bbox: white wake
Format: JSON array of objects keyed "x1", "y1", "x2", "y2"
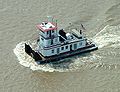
[
  {"x1": 13, "y1": 25, "x2": 120, "y2": 72},
  {"x1": 13, "y1": 42, "x2": 69, "y2": 72},
  {"x1": 93, "y1": 25, "x2": 120, "y2": 48}
]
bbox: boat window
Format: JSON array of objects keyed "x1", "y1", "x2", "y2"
[
  {"x1": 79, "y1": 42, "x2": 82, "y2": 46},
  {"x1": 52, "y1": 30, "x2": 54, "y2": 33},
  {"x1": 66, "y1": 46, "x2": 68, "y2": 49},
  {"x1": 51, "y1": 39, "x2": 53, "y2": 45},
  {"x1": 41, "y1": 38, "x2": 44, "y2": 41},
  {"x1": 47, "y1": 31, "x2": 49, "y2": 34},
  {"x1": 74, "y1": 44, "x2": 77, "y2": 49},
  {"x1": 61, "y1": 47, "x2": 64, "y2": 50},
  {"x1": 40, "y1": 29, "x2": 44, "y2": 33},
  {"x1": 55, "y1": 38, "x2": 57, "y2": 42},
  {"x1": 57, "y1": 48, "x2": 59, "y2": 53},
  {"x1": 52, "y1": 49, "x2": 54, "y2": 53},
  {"x1": 79, "y1": 37, "x2": 82, "y2": 39},
  {"x1": 48, "y1": 40, "x2": 51, "y2": 45}
]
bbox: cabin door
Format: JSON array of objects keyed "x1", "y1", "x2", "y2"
[
  {"x1": 57, "y1": 48, "x2": 60, "y2": 54},
  {"x1": 49, "y1": 30, "x2": 51, "y2": 37},
  {"x1": 70, "y1": 45, "x2": 72, "y2": 51}
]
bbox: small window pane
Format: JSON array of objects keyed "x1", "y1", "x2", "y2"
[
  {"x1": 74, "y1": 44, "x2": 77, "y2": 49},
  {"x1": 51, "y1": 39, "x2": 53, "y2": 45},
  {"x1": 41, "y1": 38, "x2": 44, "y2": 41},
  {"x1": 55, "y1": 39, "x2": 57, "y2": 42},
  {"x1": 52, "y1": 49, "x2": 54, "y2": 53},
  {"x1": 66, "y1": 46, "x2": 68, "y2": 49},
  {"x1": 61, "y1": 47, "x2": 64, "y2": 50},
  {"x1": 79, "y1": 42, "x2": 82, "y2": 46},
  {"x1": 40, "y1": 30, "x2": 44, "y2": 33}
]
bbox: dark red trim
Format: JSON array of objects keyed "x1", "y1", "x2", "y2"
[{"x1": 36, "y1": 22, "x2": 57, "y2": 32}]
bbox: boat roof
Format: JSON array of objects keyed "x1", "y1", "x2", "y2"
[
  {"x1": 36, "y1": 22, "x2": 57, "y2": 32},
  {"x1": 71, "y1": 29, "x2": 82, "y2": 37}
]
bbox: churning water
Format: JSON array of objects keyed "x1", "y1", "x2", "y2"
[
  {"x1": 1, "y1": 0, "x2": 120, "y2": 92},
  {"x1": 13, "y1": 25, "x2": 120, "y2": 72}
]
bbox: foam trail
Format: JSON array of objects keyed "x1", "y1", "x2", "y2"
[
  {"x1": 14, "y1": 41, "x2": 102, "y2": 72},
  {"x1": 93, "y1": 25, "x2": 120, "y2": 48},
  {"x1": 14, "y1": 25, "x2": 120, "y2": 72},
  {"x1": 94, "y1": 25, "x2": 109, "y2": 38},
  {"x1": 13, "y1": 41, "x2": 70, "y2": 72}
]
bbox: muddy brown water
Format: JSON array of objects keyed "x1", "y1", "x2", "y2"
[{"x1": 0, "y1": 0, "x2": 120, "y2": 92}]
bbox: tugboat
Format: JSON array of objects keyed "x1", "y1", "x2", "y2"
[{"x1": 25, "y1": 17, "x2": 98, "y2": 64}]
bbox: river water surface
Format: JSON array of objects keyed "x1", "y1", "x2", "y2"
[{"x1": 1, "y1": 0, "x2": 120, "y2": 92}]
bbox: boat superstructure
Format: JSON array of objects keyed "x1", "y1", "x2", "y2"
[{"x1": 25, "y1": 17, "x2": 98, "y2": 64}]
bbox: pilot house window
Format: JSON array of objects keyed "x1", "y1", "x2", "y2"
[
  {"x1": 41, "y1": 38, "x2": 44, "y2": 41},
  {"x1": 52, "y1": 30, "x2": 54, "y2": 33},
  {"x1": 51, "y1": 39, "x2": 53, "y2": 45},
  {"x1": 40, "y1": 29, "x2": 44, "y2": 33},
  {"x1": 55, "y1": 39, "x2": 57, "y2": 42}
]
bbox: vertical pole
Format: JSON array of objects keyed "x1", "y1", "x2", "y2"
[
  {"x1": 56, "y1": 19, "x2": 57, "y2": 30},
  {"x1": 47, "y1": 16, "x2": 53, "y2": 23},
  {"x1": 55, "y1": 19, "x2": 59, "y2": 36}
]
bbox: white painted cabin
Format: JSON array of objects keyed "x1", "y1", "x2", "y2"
[{"x1": 36, "y1": 20, "x2": 87, "y2": 57}]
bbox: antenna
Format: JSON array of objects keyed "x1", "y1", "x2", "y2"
[
  {"x1": 81, "y1": 24, "x2": 86, "y2": 30},
  {"x1": 55, "y1": 19, "x2": 58, "y2": 30},
  {"x1": 47, "y1": 16, "x2": 53, "y2": 23},
  {"x1": 69, "y1": 22, "x2": 72, "y2": 33}
]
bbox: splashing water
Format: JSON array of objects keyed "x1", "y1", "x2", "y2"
[
  {"x1": 13, "y1": 41, "x2": 101, "y2": 72},
  {"x1": 93, "y1": 25, "x2": 120, "y2": 48},
  {"x1": 13, "y1": 25, "x2": 120, "y2": 72},
  {"x1": 13, "y1": 42, "x2": 67, "y2": 72}
]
